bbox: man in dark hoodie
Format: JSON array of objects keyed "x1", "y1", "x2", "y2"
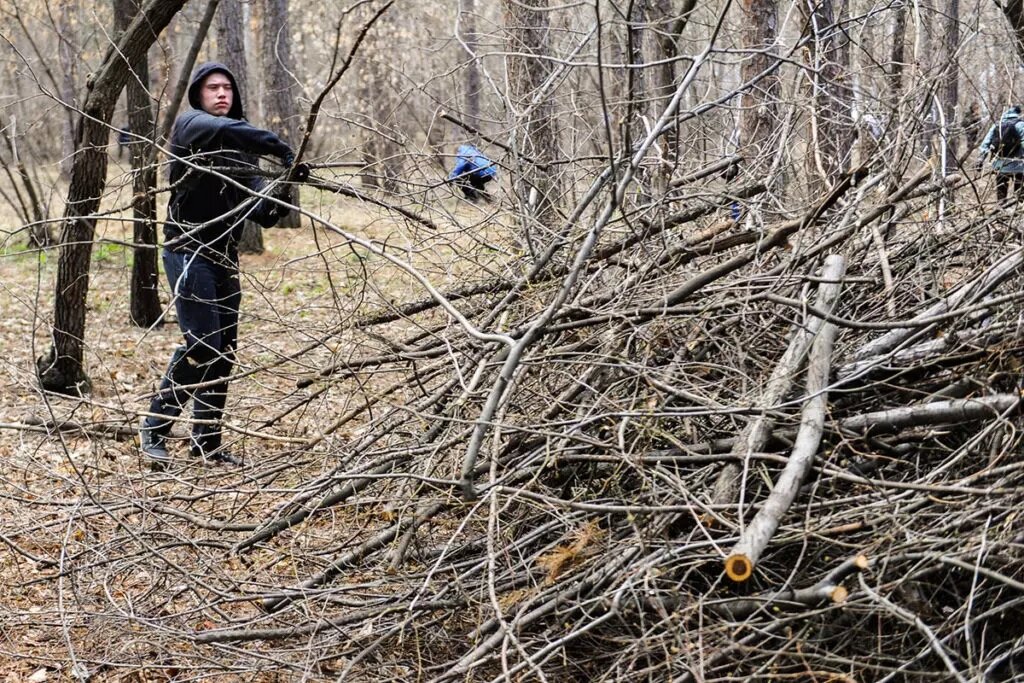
[{"x1": 139, "y1": 62, "x2": 308, "y2": 468}]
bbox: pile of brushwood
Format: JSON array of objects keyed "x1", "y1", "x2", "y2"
[{"x1": 11, "y1": 158, "x2": 1024, "y2": 682}]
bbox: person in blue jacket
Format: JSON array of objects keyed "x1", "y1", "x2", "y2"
[
  {"x1": 976, "y1": 105, "x2": 1024, "y2": 205},
  {"x1": 139, "y1": 62, "x2": 308, "y2": 468},
  {"x1": 449, "y1": 144, "x2": 497, "y2": 201}
]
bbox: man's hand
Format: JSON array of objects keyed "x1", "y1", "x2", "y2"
[
  {"x1": 281, "y1": 151, "x2": 310, "y2": 182},
  {"x1": 290, "y1": 162, "x2": 311, "y2": 183}
]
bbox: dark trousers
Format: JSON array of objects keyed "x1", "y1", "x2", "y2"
[
  {"x1": 145, "y1": 249, "x2": 240, "y2": 455},
  {"x1": 995, "y1": 173, "x2": 1024, "y2": 204},
  {"x1": 457, "y1": 174, "x2": 492, "y2": 201}
]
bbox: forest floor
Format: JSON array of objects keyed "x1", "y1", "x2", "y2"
[{"x1": 0, "y1": 164, "x2": 510, "y2": 681}]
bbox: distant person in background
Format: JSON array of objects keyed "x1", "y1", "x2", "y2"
[
  {"x1": 976, "y1": 105, "x2": 1024, "y2": 205},
  {"x1": 449, "y1": 144, "x2": 497, "y2": 201},
  {"x1": 116, "y1": 127, "x2": 131, "y2": 159}
]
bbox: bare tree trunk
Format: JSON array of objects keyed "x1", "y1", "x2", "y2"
[
  {"x1": 37, "y1": 0, "x2": 188, "y2": 395},
  {"x1": 648, "y1": 0, "x2": 696, "y2": 185},
  {"x1": 739, "y1": 0, "x2": 780, "y2": 176},
  {"x1": 115, "y1": 0, "x2": 162, "y2": 328},
  {"x1": 505, "y1": 0, "x2": 561, "y2": 233},
  {"x1": 801, "y1": 0, "x2": 854, "y2": 187},
  {"x1": 460, "y1": 0, "x2": 482, "y2": 130},
  {"x1": 260, "y1": 0, "x2": 301, "y2": 228},
  {"x1": 217, "y1": 0, "x2": 264, "y2": 253},
  {"x1": 939, "y1": 0, "x2": 959, "y2": 175},
  {"x1": 360, "y1": 9, "x2": 401, "y2": 193},
  {"x1": 57, "y1": 0, "x2": 79, "y2": 180},
  {"x1": 624, "y1": 0, "x2": 650, "y2": 200}
]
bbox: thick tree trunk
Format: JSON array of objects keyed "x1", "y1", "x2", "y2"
[
  {"x1": 217, "y1": 0, "x2": 264, "y2": 253},
  {"x1": 115, "y1": 0, "x2": 162, "y2": 328},
  {"x1": 461, "y1": 0, "x2": 482, "y2": 130},
  {"x1": 360, "y1": 10, "x2": 401, "y2": 193},
  {"x1": 37, "y1": 0, "x2": 188, "y2": 395},
  {"x1": 260, "y1": 0, "x2": 301, "y2": 228},
  {"x1": 739, "y1": 0, "x2": 779, "y2": 175},
  {"x1": 505, "y1": 0, "x2": 561, "y2": 231}
]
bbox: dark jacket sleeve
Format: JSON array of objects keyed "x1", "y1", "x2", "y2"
[{"x1": 175, "y1": 111, "x2": 293, "y2": 159}]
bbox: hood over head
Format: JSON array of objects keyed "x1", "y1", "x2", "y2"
[
  {"x1": 1002, "y1": 105, "x2": 1022, "y2": 121},
  {"x1": 187, "y1": 62, "x2": 244, "y2": 119}
]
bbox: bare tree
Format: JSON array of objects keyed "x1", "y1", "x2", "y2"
[
  {"x1": 217, "y1": 0, "x2": 264, "y2": 253},
  {"x1": 460, "y1": 0, "x2": 482, "y2": 130},
  {"x1": 359, "y1": 6, "x2": 401, "y2": 193},
  {"x1": 36, "y1": 0, "x2": 188, "y2": 394},
  {"x1": 739, "y1": 0, "x2": 780, "y2": 177},
  {"x1": 801, "y1": 0, "x2": 854, "y2": 185},
  {"x1": 114, "y1": 0, "x2": 162, "y2": 328},
  {"x1": 505, "y1": 0, "x2": 561, "y2": 236},
  {"x1": 260, "y1": 0, "x2": 302, "y2": 228}
]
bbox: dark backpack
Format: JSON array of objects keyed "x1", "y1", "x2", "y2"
[{"x1": 994, "y1": 120, "x2": 1022, "y2": 157}]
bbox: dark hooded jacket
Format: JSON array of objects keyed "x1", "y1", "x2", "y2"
[{"x1": 165, "y1": 62, "x2": 293, "y2": 262}]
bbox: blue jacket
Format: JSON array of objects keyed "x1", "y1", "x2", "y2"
[
  {"x1": 449, "y1": 145, "x2": 497, "y2": 182},
  {"x1": 979, "y1": 107, "x2": 1024, "y2": 173},
  {"x1": 165, "y1": 62, "x2": 294, "y2": 261}
]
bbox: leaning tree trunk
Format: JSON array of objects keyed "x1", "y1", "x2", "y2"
[
  {"x1": 115, "y1": 0, "x2": 162, "y2": 328},
  {"x1": 260, "y1": 0, "x2": 301, "y2": 228},
  {"x1": 217, "y1": 0, "x2": 264, "y2": 253},
  {"x1": 505, "y1": 0, "x2": 561, "y2": 236},
  {"x1": 37, "y1": 0, "x2": 188, "y2": 395}
]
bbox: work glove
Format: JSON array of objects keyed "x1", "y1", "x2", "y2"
[
  {"x1": 290, "y1": 162, "x2": 311, "y2": 183},
  {"x1": 281, "y1": 152, "x2": 311, "y2": 182}
]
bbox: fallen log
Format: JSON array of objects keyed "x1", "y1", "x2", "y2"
[{"x1": 725, "y1": 254, "x2": 846, "y2": 582}]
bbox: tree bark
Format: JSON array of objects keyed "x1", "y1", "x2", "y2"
[
  {"x1": 505, "y1": 0, "x2": 561, "y2": 232},
  {"x1": 115, "y1": 0, "x2": 162, "y2": 328},
  {"x1": 359, "y1": 9, "x2": 401, "y2": 193},
  {"x1": 739, "y1": 0, "x2": 780, "y2": 175},
  {"x1": 37, "y1": 0, "x2": 188, "y2": 395},
  {"x1": 260, "y1": 0, "x2": 301, "y2": 228},
  {"x1": 57, "y1": 0, "x2": 79, "y2": 180},
  {"x1": 460, "y1": 0, "x2": 482, "y2": 130},
  {"x1": 801, "y1": 0, "x2": 853, "y2": 187},
  {"x1": 217, "y1": 0, "x2": 264, "y2": 253}
]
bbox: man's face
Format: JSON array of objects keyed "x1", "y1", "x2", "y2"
[{"x1": 199, "y1": 72, "x2": 233, "y2": 116}]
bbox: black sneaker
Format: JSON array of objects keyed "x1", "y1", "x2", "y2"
[
  {"x1": 190, "y1": 437, "x2": 242, "y2": 466},
  {"x1": 207, "y1": 450, "x2": 243, "y2": 466},
  {"x1": 139, "y1": 420, "x2": 170, "y2": 470},
  {"x1": 191, "y1": 448, "x2": 243, "y2": 466}
]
